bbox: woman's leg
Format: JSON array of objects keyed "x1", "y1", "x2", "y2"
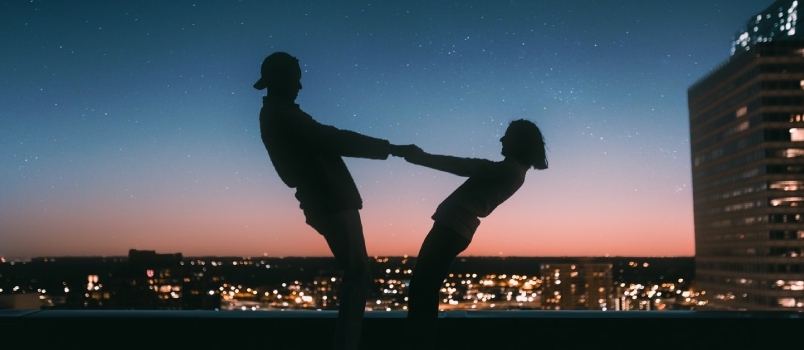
[
  {"x1": 307, "y1": 210, "x2": 371, "y2": 350},
  {"x1": 407, "y1": 222, "x2": 471, "y2": 349}
]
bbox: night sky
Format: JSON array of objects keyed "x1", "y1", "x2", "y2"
[{"x1": 1, "y1": 1, "x2": 769, "y2": 259}]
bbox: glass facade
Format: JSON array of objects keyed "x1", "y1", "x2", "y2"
[
  {"x1": 732, "y1": 0, "x2": 800, "y2": 56},
  {"x1": 689, "y1": 39, "x2": 804, "y2": 310}
]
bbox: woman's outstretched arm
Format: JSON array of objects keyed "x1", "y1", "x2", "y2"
[{"x1": 405, "y1": 150, "x2": 493, "y2": 177}]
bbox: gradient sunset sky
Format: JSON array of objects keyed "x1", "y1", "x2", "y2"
[{"x1": 1, "y1": 1, "x2": 771, "y2": 258}]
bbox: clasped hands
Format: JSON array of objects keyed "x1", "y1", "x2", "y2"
[{"x1": 389, "y1": 144, "x2": 424, "y2": 160}]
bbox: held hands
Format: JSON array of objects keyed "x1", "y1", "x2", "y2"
[{"x1": 389, "y1": 144, "x2": 424, "y2": 159}]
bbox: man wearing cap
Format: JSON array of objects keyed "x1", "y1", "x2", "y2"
[{"x1": 255, "y1": 52, "x2": 417, "y2": 350}]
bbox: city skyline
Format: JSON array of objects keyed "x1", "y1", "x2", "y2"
[
  {"x1": 1, "y1": 1, "x2": 769, "y2": 259},
  {"x1": 0, "y1": 252, "x2": 697, "y2": 312}
]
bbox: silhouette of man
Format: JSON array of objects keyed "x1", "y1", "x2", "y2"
[{"x1": 254, "y1": 52, "x2": 415, "y2": 350}]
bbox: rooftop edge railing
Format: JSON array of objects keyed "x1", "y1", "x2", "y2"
[{"x1": 2, "y1": 309, "x2": 801, "y2": 348}]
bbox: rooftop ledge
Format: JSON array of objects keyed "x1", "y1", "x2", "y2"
[
  {"x1": 3, "y1": 309, "x2": 803, "y2": 319},
  {"x1": 2, "y1": 310, "x2": 802, "y2": 347}
]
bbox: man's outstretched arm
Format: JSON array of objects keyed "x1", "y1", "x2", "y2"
[{"x1": 280, "y1": 113, "x2": 393, "y2": 159}]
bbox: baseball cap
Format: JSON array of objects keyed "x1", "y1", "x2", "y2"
[{"x1": 253, "y1": 52, "x2": 300, "y2": 90}]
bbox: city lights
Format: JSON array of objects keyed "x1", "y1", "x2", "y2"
[{"x1": 1, "y1": 255, "x2": 701, "y2": 312}]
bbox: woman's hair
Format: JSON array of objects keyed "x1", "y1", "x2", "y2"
[{"x1": 506, "y1": 119, "x2": 548, "y2": 170}]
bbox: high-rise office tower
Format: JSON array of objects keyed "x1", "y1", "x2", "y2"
[
  {"x1": 732, "y1": 0, "x2": 800, "y2": 56},
  {"x1": 689, "y1": 1, "x2": 804, "y2": 310}
]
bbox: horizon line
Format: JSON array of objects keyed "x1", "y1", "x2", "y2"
[{"x1": 4, "y1": 254, "x2": 696, "y2": 261}]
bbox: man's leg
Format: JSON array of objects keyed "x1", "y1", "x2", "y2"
[
  {"x1": 307, "y1": 210, "x2": 371, "y2": 350},
  {"x1": 407, "y1": 222, "x2": 471, "y2": 349}
]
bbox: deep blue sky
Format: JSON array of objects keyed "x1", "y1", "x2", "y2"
[{"x1": 0, "y1": 1, "x2": 770, "y2": 258}]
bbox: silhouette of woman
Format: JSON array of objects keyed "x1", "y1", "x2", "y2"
[{"x1": 404, "y1": 119, "x2": 548, "y2": 349}]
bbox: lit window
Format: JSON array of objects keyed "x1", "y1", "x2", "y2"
[
  {"x1": 778, "y1": 298, "x2": 797, "y2": 307},
  {"x1": 736, "y1": 106, "x2": 748, "y2": 118},
  {"x1": 781, "y1": 149, "x2": 804, "y2": 158},
  {"x1": 791, "y1": 128, "x2": 804, "y2": 141},
  {"x1": 770, "y1": 180, "x2": 804, "y2": 190},
  {"x1": 770, "y1": 197, "x2": 804, "y2": 207}
]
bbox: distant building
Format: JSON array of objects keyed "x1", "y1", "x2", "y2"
[
  {"x1": 182, "y1": 268, "x2": 221, "y2": 310},
  {"x1": 111, "y1": 249, "x2": 185, "y2": 309},
  {"x1": 0, "y1": 294, "x2": 42, "y2": 309},
  {"x1": 313, "y1": 273, "x2": 340, "y2": 310},
  {"x1": 689, "y1": 26, "x2": 804, "y2": 308},
  {"x1": 732, "y1": 0, "x2": 801, "y2": 56},
  {"x1": 540, "y1": 263, "x2": 613, "y2": 310},
  {"x1": 84, "y1": 273, "x2": 111, "y2": 307}
]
